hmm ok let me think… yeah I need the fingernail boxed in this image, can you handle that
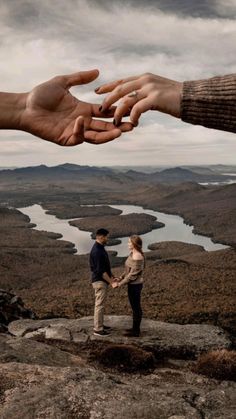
[99,106,103,112]
[113,119,121,127]
[95,87,100,93]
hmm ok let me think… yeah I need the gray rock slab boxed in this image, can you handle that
[0,361,235,419]
[8,317,92,343]
[8,315,231,357]
[0,334,83,367]
[8,318,72,337]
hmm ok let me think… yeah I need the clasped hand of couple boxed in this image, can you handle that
[14,68,181,146]
[111,277,121,289]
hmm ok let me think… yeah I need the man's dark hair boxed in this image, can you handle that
[96,228,109,237]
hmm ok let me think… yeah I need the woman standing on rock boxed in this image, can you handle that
[113,235,145,337]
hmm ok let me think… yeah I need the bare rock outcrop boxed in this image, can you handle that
[0,316,235,418]
[0,342,235,419]
[8,315,231,358]
[0,333,83,367]
[0,289,35,333]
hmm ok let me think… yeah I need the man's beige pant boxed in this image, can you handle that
[92,281,108,331]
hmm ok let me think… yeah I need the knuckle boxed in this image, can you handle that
[116,79,123,86]
[115,85,122,95]
[141,72,154,83]
[52,75,61,81]
[120,99,129,108]
[56,75,66,84]
[144,83,157,94]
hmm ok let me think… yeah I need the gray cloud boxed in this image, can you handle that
[87,0,235,18]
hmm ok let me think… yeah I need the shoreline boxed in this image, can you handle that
[16,203,229,256]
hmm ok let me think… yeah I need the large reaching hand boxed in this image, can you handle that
[18,69,133,145]
[95,73,183,127]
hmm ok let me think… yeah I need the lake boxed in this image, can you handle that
[18,204,228,256]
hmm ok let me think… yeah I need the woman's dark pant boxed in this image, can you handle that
[128,284,143,333]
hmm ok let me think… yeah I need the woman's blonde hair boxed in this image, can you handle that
[130,235,144,257]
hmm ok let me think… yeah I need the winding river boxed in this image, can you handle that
[18,204,228,256]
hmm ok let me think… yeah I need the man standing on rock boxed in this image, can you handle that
[89,228,115,336]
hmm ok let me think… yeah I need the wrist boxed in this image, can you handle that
[162,80,183,119]
[171,81,183,118]
[0,92,28,130]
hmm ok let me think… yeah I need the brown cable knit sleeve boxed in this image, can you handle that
[181,74,236,133]
[119,259,144,286]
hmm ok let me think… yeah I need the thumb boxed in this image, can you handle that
[63,69,99,88]
[65,116,84,146]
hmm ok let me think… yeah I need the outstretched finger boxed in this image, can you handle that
[130,98,152,126]
[113,92,145,126]
[84,128,122,145]
[95,76,137,94]
[88,119,133,133]
[59,69,99,89]
[86,119,117,132]
[100,80,141,112]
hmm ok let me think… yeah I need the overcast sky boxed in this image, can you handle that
[0,0,236,168]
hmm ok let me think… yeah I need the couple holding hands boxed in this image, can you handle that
[89,228,145,337]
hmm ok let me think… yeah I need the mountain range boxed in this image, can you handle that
[0,163,233,185]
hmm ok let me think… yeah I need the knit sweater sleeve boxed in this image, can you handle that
[180,74,236,133]
[119,259,144,286]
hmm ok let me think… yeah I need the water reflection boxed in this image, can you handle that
[18,204,228,257]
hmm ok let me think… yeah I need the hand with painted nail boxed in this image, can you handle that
[0,69,133,146]
[95,73,183,127]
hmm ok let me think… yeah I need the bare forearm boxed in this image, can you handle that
[102,272,113,284]
[0,92,27,131]
[119,276,130,286]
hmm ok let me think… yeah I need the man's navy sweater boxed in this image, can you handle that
[89,241,112,283]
